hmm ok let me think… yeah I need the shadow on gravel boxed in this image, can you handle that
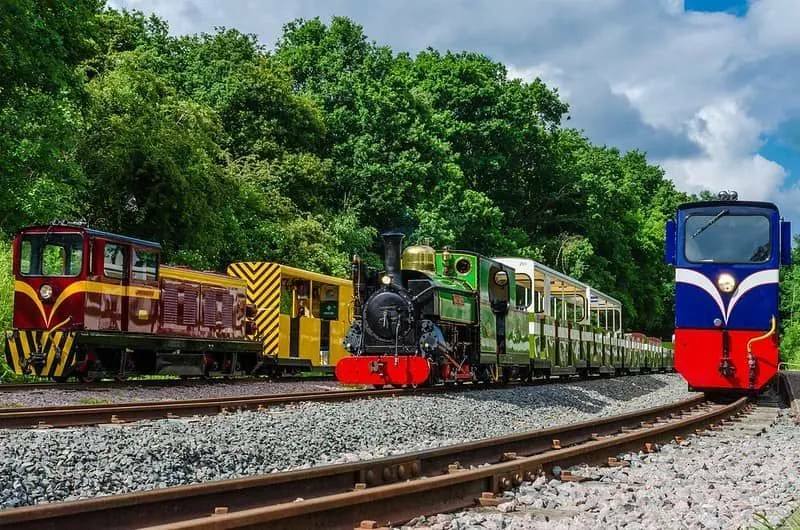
[451,374,679,414]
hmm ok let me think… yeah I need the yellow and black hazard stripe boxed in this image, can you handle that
[227,262,281,357]
[4,329,77,377]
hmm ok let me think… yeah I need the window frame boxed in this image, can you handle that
[103,242,128,280]
[18,233,85,278]
[683,213,772,265]
[131,247,159,283]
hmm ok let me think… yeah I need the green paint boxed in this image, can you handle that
[437,289,477,323]
[435,252,478,289]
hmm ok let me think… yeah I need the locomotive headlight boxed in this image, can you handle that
[39,284,53,300]
[717,273,736,293]
[381,275,392,286]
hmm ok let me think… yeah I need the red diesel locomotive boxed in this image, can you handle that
[4,223,261,381]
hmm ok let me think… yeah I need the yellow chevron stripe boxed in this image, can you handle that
[228,262,283,359]
[56,333,75,376]
[5,333,20,372]
[19,332,31,359]
[41,331,59,375]
[263,339,279,356]
[250,273,279,295]
[5,329,78,377]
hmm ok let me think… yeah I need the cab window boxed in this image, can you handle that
[19,233,83,277]
[684,214,771,263]
[132,249,159,282]
[104,244,126,279]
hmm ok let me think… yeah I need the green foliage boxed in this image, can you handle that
[780,238,800,366]
[0,8,690,337]
[0,235,13,379]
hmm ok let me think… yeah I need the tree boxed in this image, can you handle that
[0,0,105,234]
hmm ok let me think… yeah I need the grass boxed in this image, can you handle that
[77,397,111,405]
[752,509,800,530]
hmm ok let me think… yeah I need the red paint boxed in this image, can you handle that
[11,225,249,341]
[674,328,778,391]
[335,355,432,386]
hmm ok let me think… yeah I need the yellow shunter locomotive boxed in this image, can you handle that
[227,262,353,375]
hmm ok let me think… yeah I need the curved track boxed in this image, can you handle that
[0,394,752,529]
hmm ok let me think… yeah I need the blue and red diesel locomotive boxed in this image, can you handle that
[665,192,792,393]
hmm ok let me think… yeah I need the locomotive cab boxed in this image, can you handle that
[666,198,791,392]
[6,224,163,378]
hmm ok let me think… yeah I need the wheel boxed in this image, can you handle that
[372,384,384,390]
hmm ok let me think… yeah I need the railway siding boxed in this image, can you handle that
[0,374,688,510]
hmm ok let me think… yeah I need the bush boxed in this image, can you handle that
[0,235,14,380]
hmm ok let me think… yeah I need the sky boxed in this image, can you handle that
[111,0,800,226]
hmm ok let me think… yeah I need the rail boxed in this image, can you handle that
[0,394,752,530]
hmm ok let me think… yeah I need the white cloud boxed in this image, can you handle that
[111,0,800,221]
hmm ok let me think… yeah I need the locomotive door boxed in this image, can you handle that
[128,247,160,334]
[95,241,128,332]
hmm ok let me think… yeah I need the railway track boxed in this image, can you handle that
[0,375,335,392]
[0,385,436,429]
[0,394,751,529]
[0,375,650,429]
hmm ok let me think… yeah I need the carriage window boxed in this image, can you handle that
[132,249,158,282]
[685,214,771,263]
[515,273,532,310]
[19,233,83,277]
[104,244,126,279]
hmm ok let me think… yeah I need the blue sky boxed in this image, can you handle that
[113,0,800,225]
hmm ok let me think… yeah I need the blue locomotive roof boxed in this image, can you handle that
[677,200,778,211]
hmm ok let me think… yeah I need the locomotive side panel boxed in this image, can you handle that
[159,266,248,340]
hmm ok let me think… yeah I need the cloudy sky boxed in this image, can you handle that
[112,0,800,224]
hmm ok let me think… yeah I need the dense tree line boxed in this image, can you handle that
[0,1,691,345]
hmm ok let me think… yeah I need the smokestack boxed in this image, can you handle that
[382,231,405,286]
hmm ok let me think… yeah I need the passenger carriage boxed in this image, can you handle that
[665,195,791,392]
[496,258,636,377]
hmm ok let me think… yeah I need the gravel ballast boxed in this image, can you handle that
[0,380,346,408]
[0,374,691,509]
[406,407,800,529]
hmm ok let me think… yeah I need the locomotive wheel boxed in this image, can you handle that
[372,384,384,390]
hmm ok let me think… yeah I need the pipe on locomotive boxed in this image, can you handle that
[381,231,405,288]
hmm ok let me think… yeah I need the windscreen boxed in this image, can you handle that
[684,213,771,263]
[19,233,84,276]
